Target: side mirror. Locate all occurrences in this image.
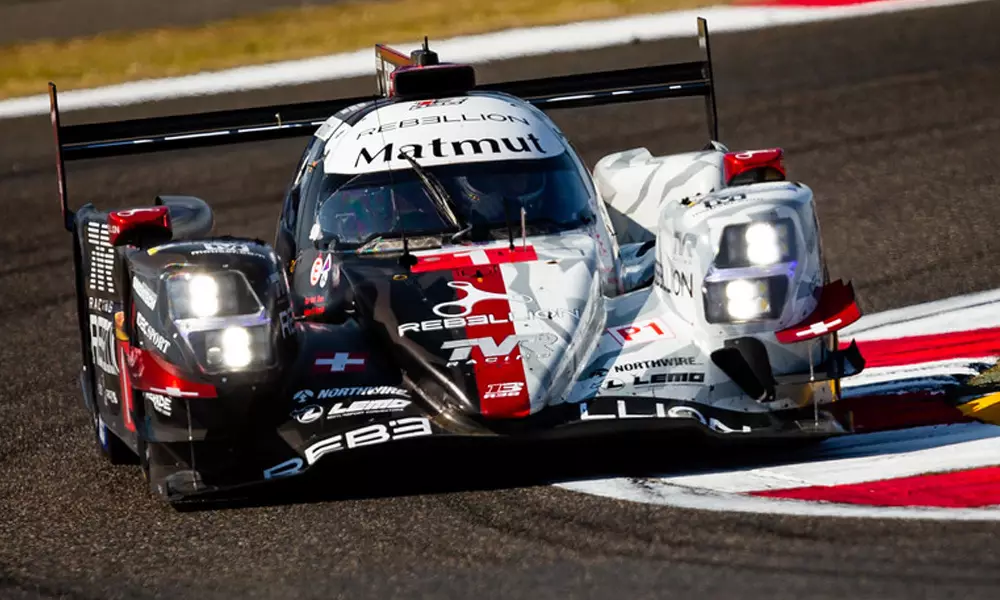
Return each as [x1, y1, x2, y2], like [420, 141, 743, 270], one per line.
[108, 206, 172, 248]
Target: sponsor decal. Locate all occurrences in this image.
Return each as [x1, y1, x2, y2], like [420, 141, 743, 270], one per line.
[578, 401, 750, 433]
[432, 280, 533, 318]
[131, 277, 157, 310]
[146, 392, 172, 417]
[356, 112, 527, 137]
[607, 318, 673, 346]
[694, 192, 749, 212]
[409, 98, 468, 110]
[483, 382, 524, 400]
[613, 356, 697, 373]
[397, 309, 579, 336]
[103, 387, 119, 406]
[88, 296, 114, 314]
[309, 254, 334, 287]
[312, 352, 367, 373]
[290, 405, 324, 424]
[135, 311, 171, 354]
[263, 417, 433, 479]
[303, 294, 326, 317]
[661, 268, 694, 298]
[86, 221, 115, 294]
[355, 133, 547, 167]
[291, 398, 410, 424]
[293, 389, 315, 403]
[671, 231, 698, 259]
[89, 315, 118, 375]
[190, 241, 261, 256]
[316, 386, 409, 399]
[279, 306, 294, 338]
[441, 333, 558, 367]
[601, 371, 705, 390]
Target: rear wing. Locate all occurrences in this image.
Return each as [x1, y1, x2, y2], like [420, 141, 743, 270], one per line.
[50, 17, 719, 231]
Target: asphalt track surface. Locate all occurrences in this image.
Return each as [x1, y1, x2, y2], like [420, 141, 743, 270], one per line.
[2, 2, 1000, 598]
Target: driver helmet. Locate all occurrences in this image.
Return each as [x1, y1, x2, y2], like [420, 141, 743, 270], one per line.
[455, 171, 547, 219]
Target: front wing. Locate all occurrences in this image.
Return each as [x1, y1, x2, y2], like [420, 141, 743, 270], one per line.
[145, 389, 845, 502]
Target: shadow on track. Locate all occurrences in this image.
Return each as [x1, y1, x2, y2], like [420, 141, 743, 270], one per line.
[169, 431, 828, 512]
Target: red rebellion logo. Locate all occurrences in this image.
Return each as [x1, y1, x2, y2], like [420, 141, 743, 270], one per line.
[607, 318, 673, 346]
[312, 352, 367, 373]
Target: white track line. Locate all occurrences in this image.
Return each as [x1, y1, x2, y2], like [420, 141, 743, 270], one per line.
[0, 0, 983, 119]
[559, 287, 1000, 520]
[634, 423, 1000, 493]
[558, 475, 1000, 520]
[842, 287, 1000, 340]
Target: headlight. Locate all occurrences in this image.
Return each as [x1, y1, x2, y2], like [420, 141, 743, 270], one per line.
[167, 271, 263, 320]
[187, 274, 220, 317]
[717, 219, 795, 268]
[186, 324, 273, 372]
[704, 276, 789, 323]
[167, 271, 276, 373]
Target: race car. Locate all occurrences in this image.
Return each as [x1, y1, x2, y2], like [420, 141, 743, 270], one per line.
[49, 19, 865, 504]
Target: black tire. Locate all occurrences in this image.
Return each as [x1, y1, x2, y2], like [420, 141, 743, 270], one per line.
[93, 410, 136, 465]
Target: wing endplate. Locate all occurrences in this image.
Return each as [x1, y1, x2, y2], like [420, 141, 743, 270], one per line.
[775, 280, 862, 344]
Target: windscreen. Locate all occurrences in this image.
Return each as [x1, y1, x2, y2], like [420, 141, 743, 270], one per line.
[308, 154, 593, 251]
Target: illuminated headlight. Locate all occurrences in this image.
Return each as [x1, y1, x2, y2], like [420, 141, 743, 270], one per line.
[187, 274, 219, 317]
[725, 279, 768, 320]
[167, 271, 263, 319]
[167, 271, 275, 372]
[193, 325, 272, 371]
[717, 219, 795, 268]
[704, 276, 789, 323]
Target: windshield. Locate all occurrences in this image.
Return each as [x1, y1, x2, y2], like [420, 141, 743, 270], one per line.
[310, 155, 593, 251]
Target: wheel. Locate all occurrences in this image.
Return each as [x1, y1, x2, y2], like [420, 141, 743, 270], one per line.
[136, 436, 149, 480]
[93, 410, 136, 465]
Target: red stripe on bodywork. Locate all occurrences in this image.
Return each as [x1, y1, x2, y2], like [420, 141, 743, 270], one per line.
[750, 466, 1000, 508]
[412, 245, 537, 273]
[117, 343, 136, 432]
[126, 344, 218, 398]
[842, 327, 1000, 368]
[453, 265, 530, 419]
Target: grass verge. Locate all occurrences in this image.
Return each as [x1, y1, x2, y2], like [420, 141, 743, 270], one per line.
[0, 0, 726, 99]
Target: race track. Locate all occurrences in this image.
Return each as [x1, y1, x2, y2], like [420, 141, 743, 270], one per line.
[2, 2, 1000, 597]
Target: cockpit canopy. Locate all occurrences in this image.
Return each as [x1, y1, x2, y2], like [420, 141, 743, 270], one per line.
[306, 154, 594, 251]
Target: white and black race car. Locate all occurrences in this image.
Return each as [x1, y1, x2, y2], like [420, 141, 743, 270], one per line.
[49, 19, 865, 504]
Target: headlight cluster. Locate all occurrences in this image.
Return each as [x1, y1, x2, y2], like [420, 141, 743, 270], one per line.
[704, 276, 789, 323]
[166, 271, 274, 373]
[716, 219, 795, 268]
[167, 271, 262, 319]
[187, 325, 272, 370]
[704, 218, 797, 324]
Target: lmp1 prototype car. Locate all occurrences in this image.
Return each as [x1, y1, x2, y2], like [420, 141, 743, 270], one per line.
[49, 19, 865, 503]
